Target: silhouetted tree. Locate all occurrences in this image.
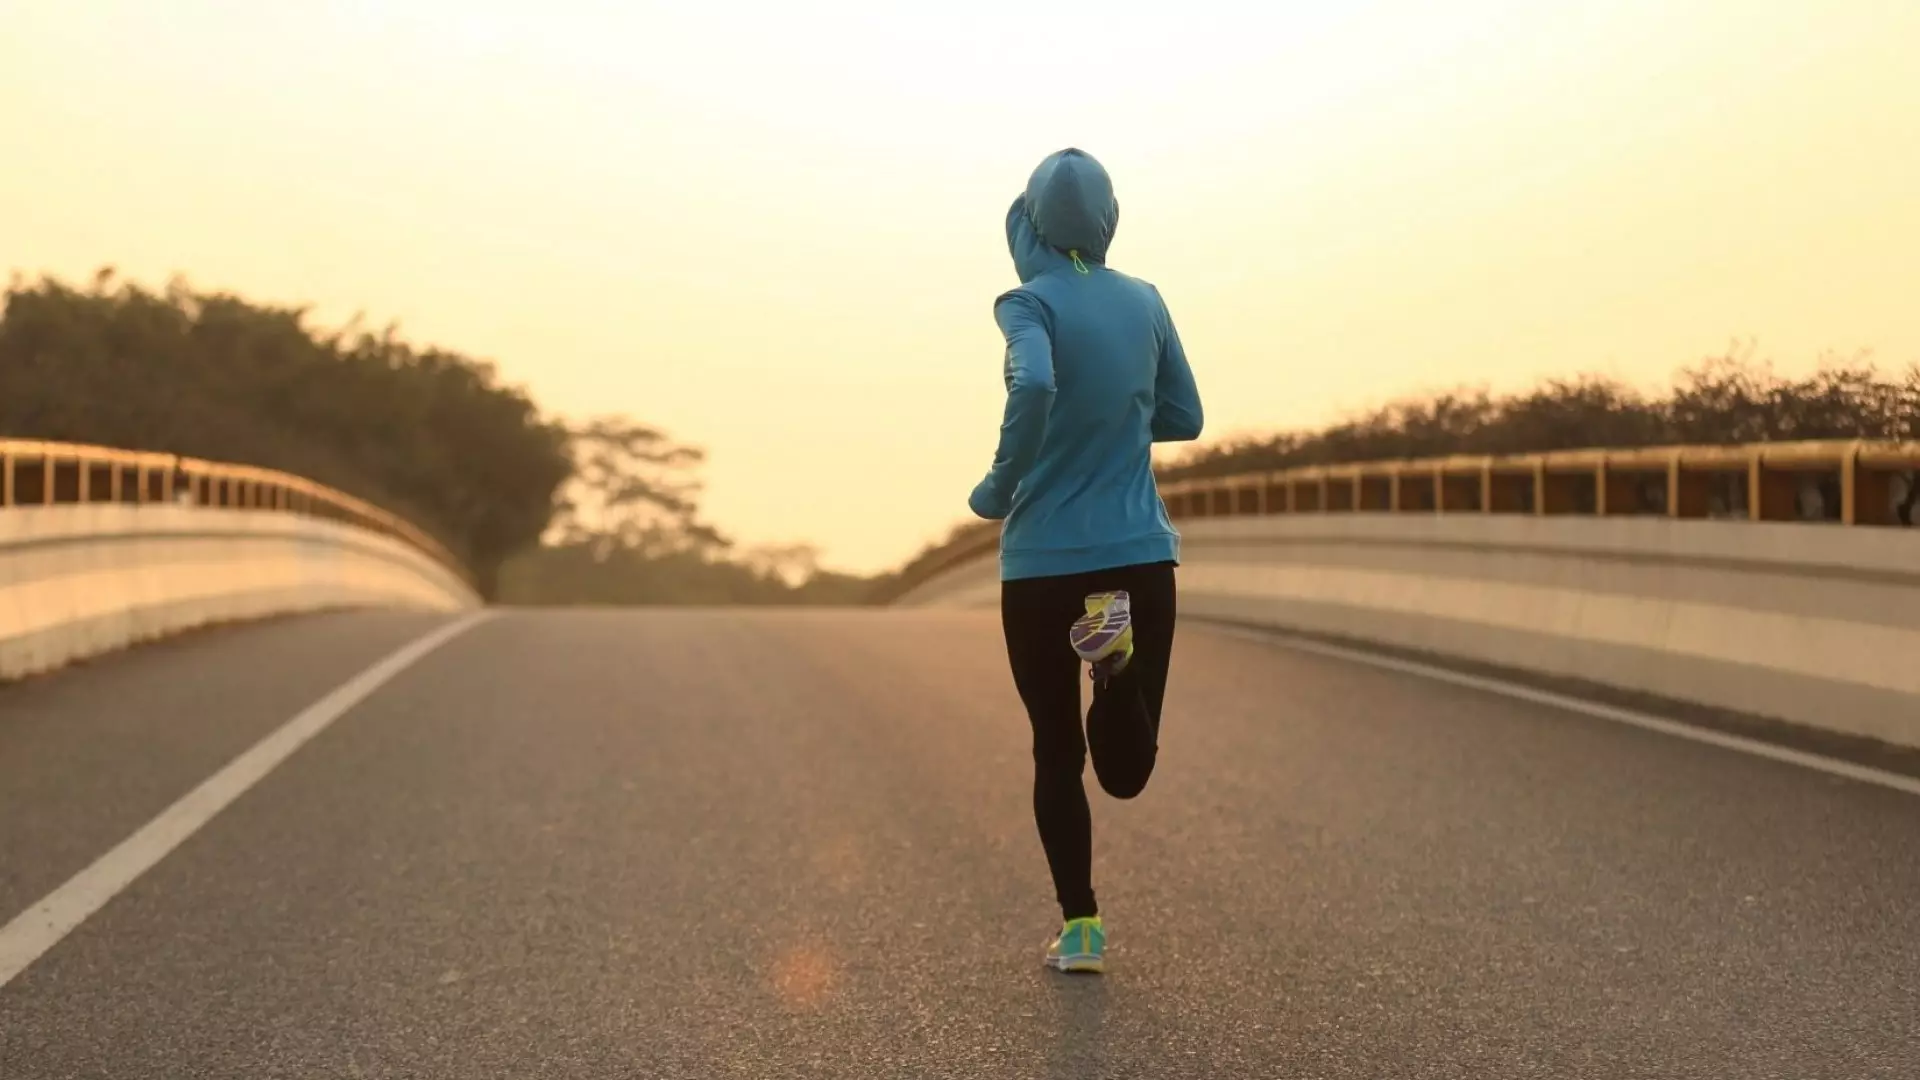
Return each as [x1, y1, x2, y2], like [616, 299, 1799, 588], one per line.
[499, 422, 868, 606]
[551, 416, 729, 559]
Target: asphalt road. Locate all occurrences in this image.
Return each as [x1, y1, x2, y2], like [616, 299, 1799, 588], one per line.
[2, 607, 1917, 1078]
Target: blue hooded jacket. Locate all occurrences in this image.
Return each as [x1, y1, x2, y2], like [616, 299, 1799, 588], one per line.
[968, 148, 1204, 581]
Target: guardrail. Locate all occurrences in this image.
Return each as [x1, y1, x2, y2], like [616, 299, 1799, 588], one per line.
[0, 438, 467, 584]
[890, 439, 1920, 599]
[1155, 439, 1920, 526]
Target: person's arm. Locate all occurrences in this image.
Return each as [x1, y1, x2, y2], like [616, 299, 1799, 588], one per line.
[968, 290, 1056, 520]
[1149, 288, 1203, 443]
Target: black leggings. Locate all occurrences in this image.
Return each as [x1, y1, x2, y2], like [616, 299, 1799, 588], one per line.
[1001, 561, 1176, 921]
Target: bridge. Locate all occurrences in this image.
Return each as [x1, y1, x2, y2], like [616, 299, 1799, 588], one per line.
[3, 437, 1919, 1076]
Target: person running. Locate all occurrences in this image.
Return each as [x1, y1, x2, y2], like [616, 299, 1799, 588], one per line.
[967, 147, 1204, 974]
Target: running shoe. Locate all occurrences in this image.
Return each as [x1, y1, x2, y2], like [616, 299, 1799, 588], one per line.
[1045, 916, 1106, 973]
[1070, 591, 1134, 683]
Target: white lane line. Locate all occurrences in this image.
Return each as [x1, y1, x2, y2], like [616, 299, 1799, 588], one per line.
[1199, 621, 1920, 800]
[0, 610, 495, 989]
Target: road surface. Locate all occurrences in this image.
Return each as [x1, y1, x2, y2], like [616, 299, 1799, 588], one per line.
[2, 608, 1917, 1078]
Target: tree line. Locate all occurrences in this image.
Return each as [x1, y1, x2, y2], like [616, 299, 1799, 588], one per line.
[10, 271, 1909, 604]
[0, 269, 865, 604]
[1157, 348, 1920, 482]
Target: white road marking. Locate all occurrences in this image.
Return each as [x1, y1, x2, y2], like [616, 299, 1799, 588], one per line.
[0, 611, 494, 989]
[1201, 621, 1920, 799]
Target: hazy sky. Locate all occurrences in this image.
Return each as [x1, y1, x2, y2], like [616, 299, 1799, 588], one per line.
[6, 1, 1918, 572]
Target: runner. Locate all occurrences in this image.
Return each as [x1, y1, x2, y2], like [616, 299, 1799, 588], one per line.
[967, 147, 1204, 974]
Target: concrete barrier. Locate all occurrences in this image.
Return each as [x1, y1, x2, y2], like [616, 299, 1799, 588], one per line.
[0, 504, 478, 681]
[894, 515, 1920, 749]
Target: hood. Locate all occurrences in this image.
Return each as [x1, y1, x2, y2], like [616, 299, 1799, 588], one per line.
[1006, 148, 1120, 283]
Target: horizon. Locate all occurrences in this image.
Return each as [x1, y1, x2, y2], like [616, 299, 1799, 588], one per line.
[7, 1, 1918, 575]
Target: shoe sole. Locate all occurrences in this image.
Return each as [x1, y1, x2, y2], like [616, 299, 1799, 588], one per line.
[1071, 626, 1128, 662]
[1071, 601, 1132, 664]
[1046, 955, 1105, 974]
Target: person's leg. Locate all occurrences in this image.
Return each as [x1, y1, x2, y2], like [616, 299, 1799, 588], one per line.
[1001, 574, 1098, 921]
[1083, 562, 1177, 800]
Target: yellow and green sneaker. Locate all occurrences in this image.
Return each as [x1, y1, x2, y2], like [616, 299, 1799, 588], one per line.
[1070, 591, 1134, 684]
[1044, 916, 1106, 974]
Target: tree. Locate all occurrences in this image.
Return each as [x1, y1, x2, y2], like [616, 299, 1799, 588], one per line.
[495, 419, 880, 606]
[550, 416, 729, 560]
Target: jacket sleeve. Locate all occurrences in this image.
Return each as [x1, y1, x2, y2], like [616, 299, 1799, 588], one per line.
[1149, 287, 1204, 443]
[969, 290, 1056, 520]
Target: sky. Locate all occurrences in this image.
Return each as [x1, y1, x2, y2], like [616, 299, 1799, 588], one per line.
[5, 1, 1918, 573]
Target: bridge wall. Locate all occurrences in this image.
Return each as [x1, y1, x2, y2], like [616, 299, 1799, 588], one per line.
[895, 515, 1920, 748]
[0, 505, 478, 681]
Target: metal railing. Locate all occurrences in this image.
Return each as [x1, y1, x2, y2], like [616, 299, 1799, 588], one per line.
[0, 438, 467, 582]
[889, 439, 1920, 599]
[1156, 439, 1920, 525]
